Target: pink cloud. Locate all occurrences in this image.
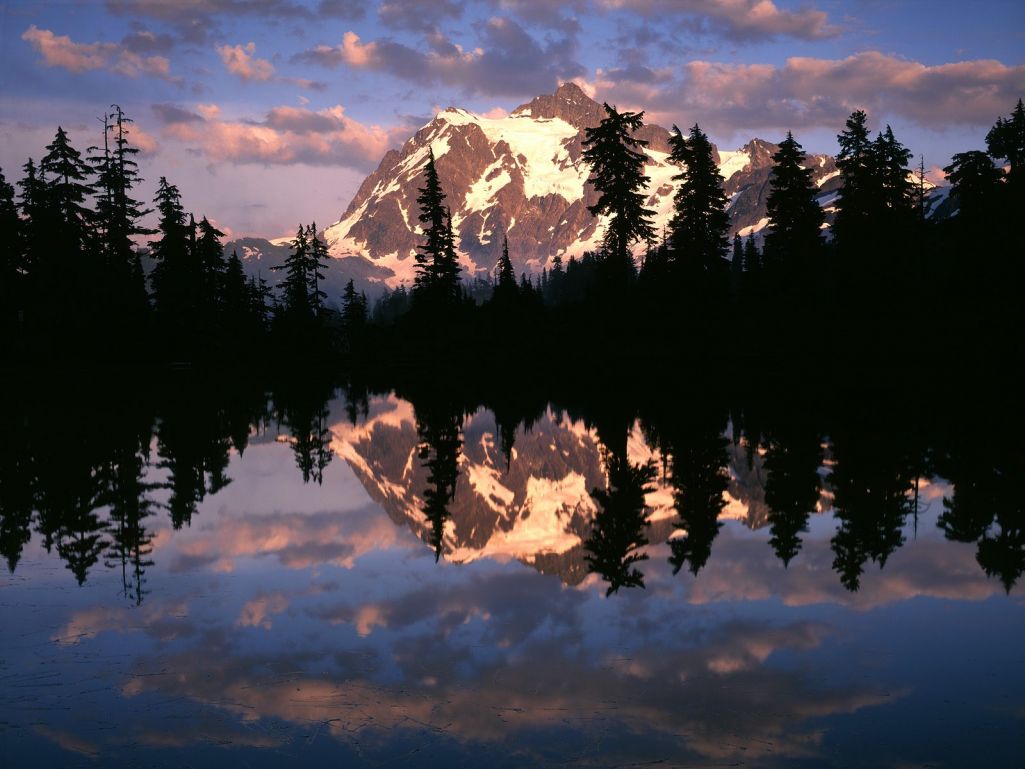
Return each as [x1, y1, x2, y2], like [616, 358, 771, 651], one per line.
[599, 0, 841, 41]
[590, 51, 1025, 132]
[22, 25, 178, 80]
[154, 102, 411, 170]
[216, 41, 275, 81]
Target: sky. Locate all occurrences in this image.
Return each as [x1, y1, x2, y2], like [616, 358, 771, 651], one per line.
[1, 0, 1023, 239]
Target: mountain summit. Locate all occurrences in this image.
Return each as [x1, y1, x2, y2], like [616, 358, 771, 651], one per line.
[322, 83, 842, 288]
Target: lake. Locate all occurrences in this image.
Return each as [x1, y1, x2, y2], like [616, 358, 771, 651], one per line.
[1, 375, 1022, 768]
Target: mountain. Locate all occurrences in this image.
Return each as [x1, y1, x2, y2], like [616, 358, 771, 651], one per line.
[322, 83, 846, 288]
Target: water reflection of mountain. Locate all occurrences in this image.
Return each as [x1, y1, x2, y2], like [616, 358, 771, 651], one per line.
[329, 396, 804, 584]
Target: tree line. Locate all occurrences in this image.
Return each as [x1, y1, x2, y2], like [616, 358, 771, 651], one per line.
[0, 106, 370, 363]
[2, 99, 1022, 365]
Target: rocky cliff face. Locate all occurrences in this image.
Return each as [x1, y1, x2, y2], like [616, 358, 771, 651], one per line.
[323, 83, 842, 288]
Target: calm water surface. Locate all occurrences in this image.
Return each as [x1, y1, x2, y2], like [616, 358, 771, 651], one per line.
[1, 383, 1022, 768]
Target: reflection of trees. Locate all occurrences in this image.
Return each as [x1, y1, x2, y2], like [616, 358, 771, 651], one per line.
[664, 416, 730, 577]
[415, 404, 463, 562]
[937, 425, 1025, 592]
[0, 377, 274, 595]
[585, 449, 655, 595]
[829, 417, 914, 592]
[0, 415, 34, 572]
[274, 378, 335, 485]
[763, 422, 823, 567]
[103, 446, 156, 605]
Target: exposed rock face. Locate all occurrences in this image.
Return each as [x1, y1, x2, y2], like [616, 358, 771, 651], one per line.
[323, 83, 842, 287]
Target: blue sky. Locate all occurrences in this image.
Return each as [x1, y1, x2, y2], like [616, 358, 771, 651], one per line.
[1, 0, 1023, 238]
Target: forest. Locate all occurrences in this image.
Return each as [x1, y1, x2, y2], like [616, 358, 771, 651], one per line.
[0, 99, 1022, 369]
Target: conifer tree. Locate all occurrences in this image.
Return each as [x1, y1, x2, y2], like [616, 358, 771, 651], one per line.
[743, 236, 762, 298]
[413, 150, 462, 306]
[306, 223, 329, 315]
[493, 235, 517, 305]
[40, 126, 94, 258]
[667, 123, 730, 294]
[342, 279, 368, 329]
[149, 177, 190, 322]
[0, 169, 21, 309]
[944, 150, 1004, 221]
[88, 106, 150, 287]
[275, 223, 312, 320]
[195, 217, 226, 324]
[222, 249, 249, 319]
[764, 131, 824, 291]
[582, 103, 655, 277]
[871, 126, 915, 223]
[833, 110, 874, 248]
[986, 98, 1025, 179]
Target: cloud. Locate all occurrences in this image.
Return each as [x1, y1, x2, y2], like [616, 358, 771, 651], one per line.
[294, 18, 583, 97]
[215, 41, 325, 90]
[496, 0, 584, 33]
[378, 0, 463, 32]
[106, 0, 364, 22]
[216, 42, 275, 81]
[22, 25, 179, 81]
[599, 0, 842, 41]
[590, 51, 1025, 133]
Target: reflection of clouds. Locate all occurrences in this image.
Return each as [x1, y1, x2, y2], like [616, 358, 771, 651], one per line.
[168, 504, 404, 573]
[685, 528, 1011, 607]
[312, 571, 585, 646]
[236, 591, 289, 629]
[34, 726, 99, 757]
[120, 607, 885, 764]
[53, 599, 191, 645]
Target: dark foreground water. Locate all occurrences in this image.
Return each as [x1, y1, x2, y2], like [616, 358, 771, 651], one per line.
[1, 380, 1023, 768]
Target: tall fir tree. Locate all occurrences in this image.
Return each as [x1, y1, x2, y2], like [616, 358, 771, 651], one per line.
[667, 123, 730, 298]
[0, 169, 21, 327]
[413, 150, 462, 306]
[833, 110, 874, 249]
[88, 106, 151, 327]
[274, 223, 313, 321]
[40, 126, 94, 259]
[763, 131, 824, 293]
[306, 223, 329, 315]
[149, 177, 200, 354]
[582, 103, 655, 284]
[492, 234, 517, 305]
[986, 98, 1025, 179]
[944, 150, 1004, 222]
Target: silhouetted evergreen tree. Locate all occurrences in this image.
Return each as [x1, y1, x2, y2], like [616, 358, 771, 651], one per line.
[944, 150, 1005, 222]
[833, 110, 874, 250]
[149, 177, 199, 355]
[764, 131, 824, 296]
[0, 168, 21, 339]
[307, 223, 329, 316]
[986, 98, 1025, 191]
[413, 150, 461, 307]
[668, 123, 730, 303]
[275, 223, 313, 321]
[492, 235, 518, 306]
[582, 103, 655, 292]
[88, 105, 151, 335]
